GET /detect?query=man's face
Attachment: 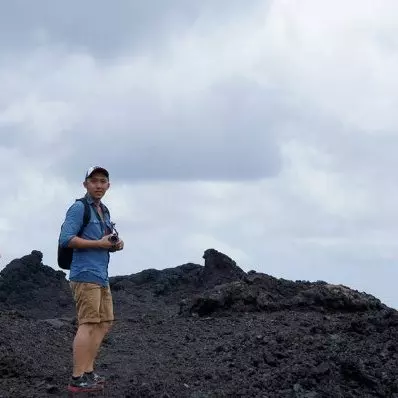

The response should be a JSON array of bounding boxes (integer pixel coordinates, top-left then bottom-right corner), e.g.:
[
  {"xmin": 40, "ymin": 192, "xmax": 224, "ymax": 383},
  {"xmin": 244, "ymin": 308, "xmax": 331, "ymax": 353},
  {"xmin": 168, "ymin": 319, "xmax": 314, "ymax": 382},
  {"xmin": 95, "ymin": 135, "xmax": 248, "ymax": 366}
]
[{"xmin": 83, "ymin": 172, "xmax": 110, "ymax": 200}]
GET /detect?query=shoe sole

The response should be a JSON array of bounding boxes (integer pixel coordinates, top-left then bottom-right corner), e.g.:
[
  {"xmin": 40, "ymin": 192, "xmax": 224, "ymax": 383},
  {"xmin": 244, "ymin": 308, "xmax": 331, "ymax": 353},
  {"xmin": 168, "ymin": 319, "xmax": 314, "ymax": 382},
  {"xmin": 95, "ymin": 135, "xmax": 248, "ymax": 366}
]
[{"xmin": 67, "ymin": 385, "xmax": 104, "ymax": 393}]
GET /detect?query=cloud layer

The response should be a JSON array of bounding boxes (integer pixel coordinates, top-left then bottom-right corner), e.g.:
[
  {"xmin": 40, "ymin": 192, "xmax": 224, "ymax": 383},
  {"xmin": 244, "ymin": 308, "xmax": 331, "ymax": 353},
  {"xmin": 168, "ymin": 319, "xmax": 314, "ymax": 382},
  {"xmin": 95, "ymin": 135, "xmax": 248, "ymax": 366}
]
[{"xmin": 1, "ymin": 0, "xmax": 398, "ymax": 308}]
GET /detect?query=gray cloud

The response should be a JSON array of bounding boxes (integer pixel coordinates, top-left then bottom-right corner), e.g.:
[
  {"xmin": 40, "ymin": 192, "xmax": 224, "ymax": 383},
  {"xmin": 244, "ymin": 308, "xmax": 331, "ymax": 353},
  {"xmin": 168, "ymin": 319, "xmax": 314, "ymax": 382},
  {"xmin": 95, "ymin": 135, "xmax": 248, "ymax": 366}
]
[
  {"xmin": 60, "ymin": 79, "xmax": 283, "ymax": 181},
  {"xmin": 0, "ymin": 0, "xmax": 274, "ymax": 182},
  {"xmin": 0, "ymin": 0, "xmax": 261, "ymax": 57},
  {"xmin": 0, "ymin": 56, "xmax": 283, "ymax": 182},
  {"xmin": 0, "ymin": 0, "xmax": 186, "ymax": 56}
]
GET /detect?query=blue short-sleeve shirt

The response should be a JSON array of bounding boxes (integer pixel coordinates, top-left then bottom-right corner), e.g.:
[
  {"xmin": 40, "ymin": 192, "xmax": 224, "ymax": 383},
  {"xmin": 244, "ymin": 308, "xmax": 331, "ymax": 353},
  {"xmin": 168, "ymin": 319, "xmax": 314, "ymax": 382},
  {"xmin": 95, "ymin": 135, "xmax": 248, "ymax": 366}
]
[{"xmin": 58, "ymin": 194, "xmax": 114, "ymax": 286}]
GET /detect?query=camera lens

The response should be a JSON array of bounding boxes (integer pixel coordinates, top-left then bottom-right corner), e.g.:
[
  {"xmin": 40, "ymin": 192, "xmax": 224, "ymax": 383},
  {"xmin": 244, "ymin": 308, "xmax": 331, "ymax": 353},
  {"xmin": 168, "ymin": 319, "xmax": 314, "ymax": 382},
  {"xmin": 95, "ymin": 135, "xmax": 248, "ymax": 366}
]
[{"xmin": 108, "ymin": 235, "xmax": 118, "ymax": 243}]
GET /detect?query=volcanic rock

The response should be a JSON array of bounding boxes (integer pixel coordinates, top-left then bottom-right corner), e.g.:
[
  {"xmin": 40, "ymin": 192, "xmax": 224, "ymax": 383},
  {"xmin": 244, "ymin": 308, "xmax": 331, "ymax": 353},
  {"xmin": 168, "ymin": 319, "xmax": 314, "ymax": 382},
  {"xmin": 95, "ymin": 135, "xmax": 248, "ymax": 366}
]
[
  {"xmin": 181, "ymin": 272, "xmax": 386, "ymax": 317},
  {"xmin": 1, "ymin": 249, "xmax": 398, "ymax": 397},
  {"xmin": 200, "ymin": 248, "xmax": 246, "ymax": 288},
  {"xmin": 0, "ymin": 250, "xmax": 74, "ymax": 318}
]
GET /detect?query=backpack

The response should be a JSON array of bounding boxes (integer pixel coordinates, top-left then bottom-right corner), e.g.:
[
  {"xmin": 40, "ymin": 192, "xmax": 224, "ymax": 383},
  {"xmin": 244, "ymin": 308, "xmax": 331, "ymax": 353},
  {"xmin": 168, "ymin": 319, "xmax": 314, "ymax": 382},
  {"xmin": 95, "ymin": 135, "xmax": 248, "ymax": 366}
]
[{"xmin": 57, "ymin": 197, "xmax": 111, "ymax": 270}]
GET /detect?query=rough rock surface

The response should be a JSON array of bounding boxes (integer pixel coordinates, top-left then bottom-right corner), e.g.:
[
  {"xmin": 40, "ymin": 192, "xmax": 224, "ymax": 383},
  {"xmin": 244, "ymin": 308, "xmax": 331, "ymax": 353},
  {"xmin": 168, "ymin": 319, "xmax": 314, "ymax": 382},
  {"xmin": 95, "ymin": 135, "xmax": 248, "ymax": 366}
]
[
  {"xmin": 180, "ymin": 271, "xmax": 385, "ymax": 316},
  {"xmin": 0, "ymin": 251, "xmax": 74, "ymax": 318},
  {"xmin": 1, "ymin": 248, "xmax": 398, "ymax": 397}
]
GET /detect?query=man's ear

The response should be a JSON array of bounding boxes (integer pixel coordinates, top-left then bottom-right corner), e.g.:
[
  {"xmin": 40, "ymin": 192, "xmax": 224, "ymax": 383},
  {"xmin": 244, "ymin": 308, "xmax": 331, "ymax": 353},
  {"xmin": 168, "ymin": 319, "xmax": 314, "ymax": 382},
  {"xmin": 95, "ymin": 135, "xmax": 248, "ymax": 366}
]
[{"xmin": 83, "ymin": 180, "xmax": 88, "ymax": 189}]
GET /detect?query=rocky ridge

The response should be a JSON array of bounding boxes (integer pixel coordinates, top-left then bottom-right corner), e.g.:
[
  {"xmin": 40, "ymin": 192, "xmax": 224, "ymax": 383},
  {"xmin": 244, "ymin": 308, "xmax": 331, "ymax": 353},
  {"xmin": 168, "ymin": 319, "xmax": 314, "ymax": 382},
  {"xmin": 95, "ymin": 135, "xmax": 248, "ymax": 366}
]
[{"xmin": 0, "ymin": 248, "xmax": 397, "ymax": 397}]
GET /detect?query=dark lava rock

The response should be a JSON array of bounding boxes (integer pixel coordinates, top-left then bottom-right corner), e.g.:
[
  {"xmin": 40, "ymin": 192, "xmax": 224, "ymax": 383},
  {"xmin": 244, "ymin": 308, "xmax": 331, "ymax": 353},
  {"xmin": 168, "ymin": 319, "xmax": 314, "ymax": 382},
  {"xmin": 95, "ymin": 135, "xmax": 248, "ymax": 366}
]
[
  {"xmin": 180, "ymin": 271, "xmax": 386, "ymax": 317},
  {"xmin": 110, "ymin": 262, "xmax": 203, "ymax": 296},
  {"xmin": 110, "ymin": 248, "xmax": 246, "ymax": 298},
  {"xmin": 0, "ymin": 250, "xmax": 74, "ymax": 318},
  {"xmin": 200, "ymin": 248, "xmax": 246, "ymax": 288},
  {"xmin": 1, "ymin": 249, "xmax": 398, "ymax": 397},
  {"xmin": 110, "ymin": 248, "xmax": 247, "ymax": 314}
]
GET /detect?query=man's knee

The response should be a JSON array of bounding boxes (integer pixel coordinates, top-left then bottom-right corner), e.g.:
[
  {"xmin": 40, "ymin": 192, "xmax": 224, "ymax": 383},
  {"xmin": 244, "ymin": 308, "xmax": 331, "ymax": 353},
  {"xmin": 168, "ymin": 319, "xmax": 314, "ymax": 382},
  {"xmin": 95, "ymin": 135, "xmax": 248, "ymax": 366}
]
[
  {"xmin": 77, "ymin": 322, "xmax": 98, "ymax": 336},
  {"xmin": 100, "ymin": 320, "xmax": 113, "ymax": 334}
]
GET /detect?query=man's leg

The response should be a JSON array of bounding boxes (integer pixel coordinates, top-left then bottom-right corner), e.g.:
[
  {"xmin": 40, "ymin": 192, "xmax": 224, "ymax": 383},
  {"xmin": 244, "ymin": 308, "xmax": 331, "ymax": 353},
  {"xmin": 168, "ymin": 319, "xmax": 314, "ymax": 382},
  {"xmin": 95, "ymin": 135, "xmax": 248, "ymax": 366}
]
[
  {"xmin": 72, "ymin": 323, "xmax": 98, "ymax": 377},
  {"xmin": 86, "ymin": 285, "xmax": 114, "ymax": 374},
  {"xmin": 70, "ymin": 282, "xmax": 102, "ymax": 377},
  {"xmin": 86, "ymin": 321, "xmax": 113, "ymax": 373}
]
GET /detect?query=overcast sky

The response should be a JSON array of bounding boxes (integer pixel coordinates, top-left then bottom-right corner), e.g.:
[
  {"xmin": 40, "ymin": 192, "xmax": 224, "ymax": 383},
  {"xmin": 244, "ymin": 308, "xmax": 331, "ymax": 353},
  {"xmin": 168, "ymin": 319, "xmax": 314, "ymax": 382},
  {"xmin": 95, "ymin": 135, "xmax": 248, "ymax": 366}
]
[{"xmin": 1, "ymin": 0, "xmax": 398, "ymax": 309}]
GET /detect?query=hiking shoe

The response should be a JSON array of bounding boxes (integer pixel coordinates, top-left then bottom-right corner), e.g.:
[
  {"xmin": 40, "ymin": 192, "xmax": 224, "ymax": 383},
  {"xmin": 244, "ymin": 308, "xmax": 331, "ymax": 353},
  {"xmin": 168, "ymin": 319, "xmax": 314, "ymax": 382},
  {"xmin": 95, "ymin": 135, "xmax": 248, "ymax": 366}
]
[
  {"xmin": 67, "ymin": 373, "xmax": 103, "ymax": 393},
  {"xmin": 85, "ymin": 371, "xmax": 105, "ymax": 384}
]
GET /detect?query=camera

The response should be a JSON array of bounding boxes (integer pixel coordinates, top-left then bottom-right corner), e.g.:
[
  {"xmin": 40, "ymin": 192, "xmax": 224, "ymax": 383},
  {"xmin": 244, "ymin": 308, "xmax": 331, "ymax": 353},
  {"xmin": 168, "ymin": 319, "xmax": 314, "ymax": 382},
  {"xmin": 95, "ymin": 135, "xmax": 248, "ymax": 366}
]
[
  {"xmin": 108, "ymin": 222, "xmax": 119, "ymax": 243},
  {"xmin": 108, "ymin": 222, "xmax": 119, "ymax": 252},
  {"xmin": 108, "ymin": 234, "xmax": 119, "ymax": 244}
]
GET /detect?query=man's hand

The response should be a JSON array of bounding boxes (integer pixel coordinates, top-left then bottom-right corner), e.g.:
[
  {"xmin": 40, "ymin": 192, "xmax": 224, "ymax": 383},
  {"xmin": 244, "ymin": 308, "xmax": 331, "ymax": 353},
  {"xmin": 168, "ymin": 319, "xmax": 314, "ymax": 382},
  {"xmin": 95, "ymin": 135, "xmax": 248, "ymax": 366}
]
[
  {"xmin": 115, "ymin": 239, "xmax": 124, "ymax": 251},
  {"xmin": 98, "ymin": 234, "xmax": 117, "ymax": 250}
]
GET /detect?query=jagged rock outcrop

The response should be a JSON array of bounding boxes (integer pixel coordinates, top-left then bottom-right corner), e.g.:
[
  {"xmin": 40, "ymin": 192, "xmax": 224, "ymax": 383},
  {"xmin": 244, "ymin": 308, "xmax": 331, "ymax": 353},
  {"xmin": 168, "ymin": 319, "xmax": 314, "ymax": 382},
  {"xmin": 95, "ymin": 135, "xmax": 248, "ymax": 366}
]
[
  {"xmin": 111, "ymin": 248, "xmax": 246, "ymax": 296},
  {"xmin": 200, "ymin": 248, "xmax": 246, "ymax": 287},
  {"xmin": 180, "ymin": 271, "xmax": 386, "ymax": 316},
  {"xmin": 0, "ymin": 250, "xmax": 74, "ymax": 318}
]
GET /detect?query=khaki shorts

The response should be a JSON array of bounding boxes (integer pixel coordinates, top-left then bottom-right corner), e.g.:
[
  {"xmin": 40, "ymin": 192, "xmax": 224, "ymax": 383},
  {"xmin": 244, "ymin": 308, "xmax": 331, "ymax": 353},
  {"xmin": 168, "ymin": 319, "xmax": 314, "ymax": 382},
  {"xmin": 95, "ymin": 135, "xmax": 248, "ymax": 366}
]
[{"xmin": 70, "ymin": 282, "xmax": 114, "ymax": 325}]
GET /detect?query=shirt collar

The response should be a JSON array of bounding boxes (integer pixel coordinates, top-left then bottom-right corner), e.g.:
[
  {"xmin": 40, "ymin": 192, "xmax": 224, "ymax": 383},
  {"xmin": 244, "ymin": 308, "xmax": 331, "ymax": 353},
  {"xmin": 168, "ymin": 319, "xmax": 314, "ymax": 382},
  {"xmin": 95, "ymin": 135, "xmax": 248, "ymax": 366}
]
[{"xmin": 84, "ymin": 193, "xmax": 101, "ymax": 207}]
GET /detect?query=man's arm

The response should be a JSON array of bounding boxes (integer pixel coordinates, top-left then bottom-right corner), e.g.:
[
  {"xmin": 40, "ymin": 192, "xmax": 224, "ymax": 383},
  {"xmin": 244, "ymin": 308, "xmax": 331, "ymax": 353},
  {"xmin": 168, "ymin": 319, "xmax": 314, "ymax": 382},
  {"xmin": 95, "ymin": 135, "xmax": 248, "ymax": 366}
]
[
  {"xmin": 59, "ymin": 201, "xmax": 114, "ymax": 250},
  {"xmin": 59, "ymin": 201, "xmax": 100, "ymax": 249},
  {"xmin": 68, "ymin": 236, "xmax": 102, "ymax": 249}
]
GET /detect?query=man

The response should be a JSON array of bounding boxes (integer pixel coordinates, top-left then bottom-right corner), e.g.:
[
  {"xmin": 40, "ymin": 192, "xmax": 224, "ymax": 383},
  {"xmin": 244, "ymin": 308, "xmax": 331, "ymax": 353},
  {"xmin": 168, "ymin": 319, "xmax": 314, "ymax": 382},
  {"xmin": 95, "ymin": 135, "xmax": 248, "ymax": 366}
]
[{"xmin": 58, "ymin": 166, "xmax": 124, "ymax": 393}]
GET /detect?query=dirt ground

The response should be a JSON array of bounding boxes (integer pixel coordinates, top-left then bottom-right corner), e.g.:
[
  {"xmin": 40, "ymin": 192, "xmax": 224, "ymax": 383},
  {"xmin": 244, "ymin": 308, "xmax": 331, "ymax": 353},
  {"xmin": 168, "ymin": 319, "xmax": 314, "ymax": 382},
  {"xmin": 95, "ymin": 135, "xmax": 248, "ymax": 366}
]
[{"xmin": 1, "ymin": 249, "xmax": 397, "ymax": 397}]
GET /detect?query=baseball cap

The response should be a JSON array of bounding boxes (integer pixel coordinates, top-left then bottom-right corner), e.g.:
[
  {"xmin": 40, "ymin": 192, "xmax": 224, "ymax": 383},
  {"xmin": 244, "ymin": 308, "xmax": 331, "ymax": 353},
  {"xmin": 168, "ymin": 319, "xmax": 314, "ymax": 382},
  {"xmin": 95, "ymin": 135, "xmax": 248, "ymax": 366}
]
[{"xmin": 85, "ymin": 166, "xmax": 109, "ymax": 179}]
